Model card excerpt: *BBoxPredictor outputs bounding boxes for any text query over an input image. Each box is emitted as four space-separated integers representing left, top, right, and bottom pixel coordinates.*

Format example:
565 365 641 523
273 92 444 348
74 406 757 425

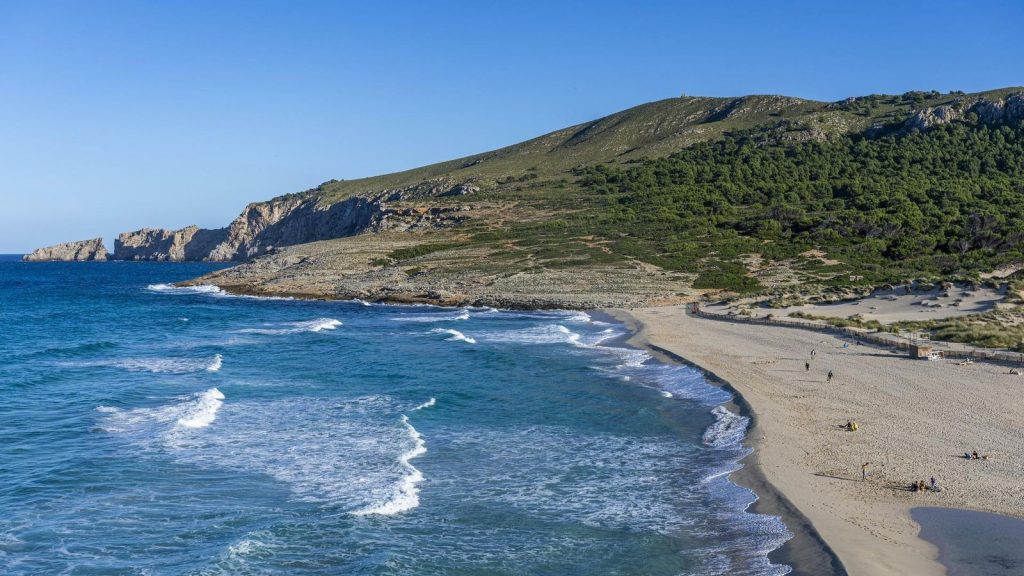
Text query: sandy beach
614 306 1024 576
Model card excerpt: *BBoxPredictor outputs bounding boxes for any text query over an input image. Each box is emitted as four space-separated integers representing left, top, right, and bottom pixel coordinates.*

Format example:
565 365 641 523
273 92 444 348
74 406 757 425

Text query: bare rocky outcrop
115 225 227 261
23 238 109 261
905 92 1024 131
103 186 472 262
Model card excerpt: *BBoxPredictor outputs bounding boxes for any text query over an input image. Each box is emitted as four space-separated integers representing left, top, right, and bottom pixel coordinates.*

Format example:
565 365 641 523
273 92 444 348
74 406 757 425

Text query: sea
0 256 791 575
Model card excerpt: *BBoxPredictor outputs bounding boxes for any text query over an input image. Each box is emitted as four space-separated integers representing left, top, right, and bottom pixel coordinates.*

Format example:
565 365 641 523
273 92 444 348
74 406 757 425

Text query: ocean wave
177 388 226 428
63 354 223 374
429 328 476 344
352 414 427 516
392 308 471 322
147 283 225 295
146 283 295 300
97 387 226 434
703 406 749 449
237 318 342 335
414 397 436 411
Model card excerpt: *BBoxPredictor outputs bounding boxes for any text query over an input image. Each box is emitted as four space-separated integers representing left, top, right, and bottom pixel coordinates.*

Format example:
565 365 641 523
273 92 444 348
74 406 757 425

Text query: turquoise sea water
0 256 790 575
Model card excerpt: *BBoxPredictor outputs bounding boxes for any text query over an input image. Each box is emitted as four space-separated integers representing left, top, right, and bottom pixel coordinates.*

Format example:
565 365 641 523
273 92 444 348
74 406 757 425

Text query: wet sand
912 507 1024 575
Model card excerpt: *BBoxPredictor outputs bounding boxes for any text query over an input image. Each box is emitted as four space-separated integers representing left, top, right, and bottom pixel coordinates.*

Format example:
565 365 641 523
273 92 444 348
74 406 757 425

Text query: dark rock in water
23 238 109 261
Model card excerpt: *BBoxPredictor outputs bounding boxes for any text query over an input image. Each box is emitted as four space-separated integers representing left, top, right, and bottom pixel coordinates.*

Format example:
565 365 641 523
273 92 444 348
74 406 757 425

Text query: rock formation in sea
22 238 109 261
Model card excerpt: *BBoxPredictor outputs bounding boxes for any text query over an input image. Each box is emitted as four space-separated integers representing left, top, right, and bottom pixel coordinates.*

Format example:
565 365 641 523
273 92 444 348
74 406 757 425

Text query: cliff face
110 195 387 262
115 225 227 261
205 195 385 261
105 186 470 262
23 238 109 261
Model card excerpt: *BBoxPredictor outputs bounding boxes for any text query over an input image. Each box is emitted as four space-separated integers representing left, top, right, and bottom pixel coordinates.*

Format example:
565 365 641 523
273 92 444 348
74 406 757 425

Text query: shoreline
609 310 847 576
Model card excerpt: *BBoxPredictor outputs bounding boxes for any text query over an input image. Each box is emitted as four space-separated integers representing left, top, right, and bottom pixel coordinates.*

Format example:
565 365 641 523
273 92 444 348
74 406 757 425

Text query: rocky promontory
22 238 109 261
115 225 227 261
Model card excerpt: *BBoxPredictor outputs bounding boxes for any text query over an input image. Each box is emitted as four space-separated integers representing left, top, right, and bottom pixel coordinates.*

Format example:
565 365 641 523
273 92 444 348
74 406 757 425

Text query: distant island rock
23 238 109 261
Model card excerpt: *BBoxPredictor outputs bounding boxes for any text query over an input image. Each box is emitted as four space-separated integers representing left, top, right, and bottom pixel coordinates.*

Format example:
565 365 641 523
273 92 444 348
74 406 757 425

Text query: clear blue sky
2 0 1022 253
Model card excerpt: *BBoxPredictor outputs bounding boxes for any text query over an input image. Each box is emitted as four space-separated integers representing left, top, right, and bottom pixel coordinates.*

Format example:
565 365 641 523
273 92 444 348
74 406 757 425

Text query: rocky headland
22 238 109 262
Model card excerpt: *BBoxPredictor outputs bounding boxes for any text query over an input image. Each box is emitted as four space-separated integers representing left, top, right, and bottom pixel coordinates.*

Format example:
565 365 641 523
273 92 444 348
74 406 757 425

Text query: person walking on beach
861 462 869 481
811 349 816 357
827 370 834 383
805 361 810 372
930 477 936 490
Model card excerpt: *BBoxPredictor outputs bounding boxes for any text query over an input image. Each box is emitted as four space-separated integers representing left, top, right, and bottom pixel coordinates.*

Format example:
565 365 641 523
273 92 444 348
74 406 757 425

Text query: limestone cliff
105 185 470 262
22 238 109 261
115 226 227 261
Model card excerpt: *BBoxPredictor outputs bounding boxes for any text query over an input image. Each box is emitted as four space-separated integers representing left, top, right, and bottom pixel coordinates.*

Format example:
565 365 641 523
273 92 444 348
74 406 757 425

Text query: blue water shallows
0 258 790 575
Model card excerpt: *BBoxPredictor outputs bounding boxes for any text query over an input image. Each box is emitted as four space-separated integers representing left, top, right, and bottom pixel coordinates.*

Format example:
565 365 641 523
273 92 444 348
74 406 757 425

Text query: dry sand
615 306 1024 576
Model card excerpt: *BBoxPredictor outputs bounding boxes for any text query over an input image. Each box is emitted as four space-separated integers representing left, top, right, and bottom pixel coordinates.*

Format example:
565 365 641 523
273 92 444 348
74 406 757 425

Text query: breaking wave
414 397 436 411
237 318 342 335
703 406 749 449
429 328 476 344
147 283 225 295
97 387 226 434
353 414 427 516
177 388 226 429
64 354 223 374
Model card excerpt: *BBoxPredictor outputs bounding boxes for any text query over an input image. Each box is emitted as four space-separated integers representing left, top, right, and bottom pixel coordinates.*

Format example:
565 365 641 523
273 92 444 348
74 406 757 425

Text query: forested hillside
569 117 1024 290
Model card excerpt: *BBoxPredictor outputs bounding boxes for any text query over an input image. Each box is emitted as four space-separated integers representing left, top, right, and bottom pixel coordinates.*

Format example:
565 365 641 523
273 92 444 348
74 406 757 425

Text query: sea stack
22 238 109 261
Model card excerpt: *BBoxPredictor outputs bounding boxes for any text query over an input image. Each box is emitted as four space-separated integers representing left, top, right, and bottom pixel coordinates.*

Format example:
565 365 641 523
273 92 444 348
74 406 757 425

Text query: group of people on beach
965 450 989 460
805 349 834 383
912 477 940 493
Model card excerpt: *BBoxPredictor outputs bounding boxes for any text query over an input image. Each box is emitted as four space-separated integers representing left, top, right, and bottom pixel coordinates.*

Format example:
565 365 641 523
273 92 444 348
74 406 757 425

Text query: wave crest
352 414 427 516
429 328 476 344
237 318 342 335
177 388 226 429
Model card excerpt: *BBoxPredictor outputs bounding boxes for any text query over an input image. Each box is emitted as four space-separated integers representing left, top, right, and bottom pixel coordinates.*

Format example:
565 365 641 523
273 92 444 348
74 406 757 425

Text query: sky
1 1 1022 253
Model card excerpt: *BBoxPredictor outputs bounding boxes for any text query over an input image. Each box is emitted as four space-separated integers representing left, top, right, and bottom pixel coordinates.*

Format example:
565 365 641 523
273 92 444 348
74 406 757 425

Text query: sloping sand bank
614 306 1024 576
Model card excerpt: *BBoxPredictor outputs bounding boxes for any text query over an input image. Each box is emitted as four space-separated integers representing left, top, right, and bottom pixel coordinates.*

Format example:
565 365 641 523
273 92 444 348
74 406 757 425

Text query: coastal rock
205 195 386 261
23 238 109 261
115 225 227 261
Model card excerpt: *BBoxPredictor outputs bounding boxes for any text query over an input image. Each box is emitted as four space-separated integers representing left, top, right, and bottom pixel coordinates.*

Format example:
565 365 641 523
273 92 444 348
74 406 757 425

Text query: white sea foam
353 414 427 516
146 283 294 300
429 328 476 344
661 391 674 398
414 397 436 411
98 387 226 434
566 312 593 323
146 283 225 295
65 354 224 374
237 318 342 335
176 388 226 428
703 406 749 449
